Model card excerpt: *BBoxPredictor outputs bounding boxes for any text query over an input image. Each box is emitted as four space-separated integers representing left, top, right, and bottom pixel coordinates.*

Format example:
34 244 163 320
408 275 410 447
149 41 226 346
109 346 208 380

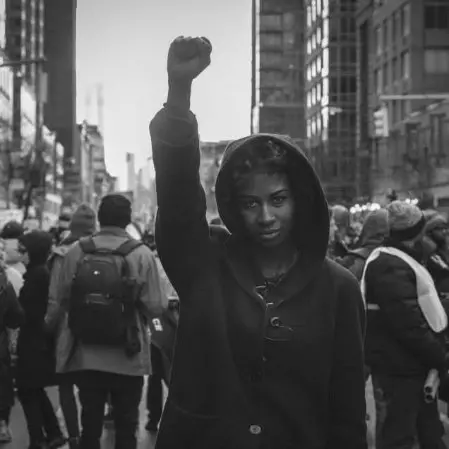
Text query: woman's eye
272 196 286 205
241 200 257 210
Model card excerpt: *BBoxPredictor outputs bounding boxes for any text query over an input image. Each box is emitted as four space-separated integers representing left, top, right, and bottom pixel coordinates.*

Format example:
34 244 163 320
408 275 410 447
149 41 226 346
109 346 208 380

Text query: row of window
306 75 356 109
424 4 449 30
259 31 299 52
374 51 409 93
425 49 449 74
306 0 329 29
259 11 298 32
375 3 410 55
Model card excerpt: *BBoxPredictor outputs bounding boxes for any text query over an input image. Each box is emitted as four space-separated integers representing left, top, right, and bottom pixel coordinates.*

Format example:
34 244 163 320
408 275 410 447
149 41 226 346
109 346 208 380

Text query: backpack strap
79 237 96 254
115 239 143 257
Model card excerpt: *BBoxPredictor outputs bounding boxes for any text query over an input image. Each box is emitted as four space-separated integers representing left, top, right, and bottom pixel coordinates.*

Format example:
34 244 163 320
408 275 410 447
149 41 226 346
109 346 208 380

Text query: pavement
4 380 449 449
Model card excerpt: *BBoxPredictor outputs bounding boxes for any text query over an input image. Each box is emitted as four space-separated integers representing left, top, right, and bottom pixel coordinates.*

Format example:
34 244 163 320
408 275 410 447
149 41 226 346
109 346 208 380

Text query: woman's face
236 171 295 248
18 242 29 266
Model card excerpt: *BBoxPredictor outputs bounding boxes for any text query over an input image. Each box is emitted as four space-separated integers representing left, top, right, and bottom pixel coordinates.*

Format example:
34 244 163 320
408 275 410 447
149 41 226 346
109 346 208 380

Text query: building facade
356 0 449 204
43 0 76 161
251 0 305 139
305 0 358 204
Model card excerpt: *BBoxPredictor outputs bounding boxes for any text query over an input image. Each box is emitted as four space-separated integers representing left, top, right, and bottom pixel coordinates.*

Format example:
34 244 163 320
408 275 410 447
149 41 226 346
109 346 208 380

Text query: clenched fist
167 36 212 83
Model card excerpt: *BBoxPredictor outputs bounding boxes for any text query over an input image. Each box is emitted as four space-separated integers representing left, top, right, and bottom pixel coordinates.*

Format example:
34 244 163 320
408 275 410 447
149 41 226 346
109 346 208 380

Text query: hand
167 36 212 83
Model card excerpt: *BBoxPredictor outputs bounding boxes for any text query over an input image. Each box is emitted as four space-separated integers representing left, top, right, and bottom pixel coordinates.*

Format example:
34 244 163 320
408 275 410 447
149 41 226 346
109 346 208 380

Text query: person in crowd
0 221 26 275
150 36 367 449
16 230 66 449
46 204 97 449
0 254 24 442
328 204 351 259
46 194 164 449
423 210 449 295
338 208 389 281
362 201 448 449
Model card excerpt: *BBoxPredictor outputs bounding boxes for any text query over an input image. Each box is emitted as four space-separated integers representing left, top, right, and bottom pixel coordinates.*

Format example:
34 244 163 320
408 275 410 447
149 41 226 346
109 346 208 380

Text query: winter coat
46 226 165 376
150 106 367 449
16 231 56 388
364 241 448 376
0 269 24 409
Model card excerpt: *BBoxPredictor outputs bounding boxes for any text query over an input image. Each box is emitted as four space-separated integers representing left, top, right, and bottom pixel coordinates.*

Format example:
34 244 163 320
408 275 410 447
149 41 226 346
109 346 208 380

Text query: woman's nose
259 204 275 224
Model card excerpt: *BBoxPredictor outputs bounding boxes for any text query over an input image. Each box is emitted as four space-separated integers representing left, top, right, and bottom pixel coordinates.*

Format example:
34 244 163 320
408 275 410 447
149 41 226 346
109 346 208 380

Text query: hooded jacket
339 209 389 281
150 106 367 449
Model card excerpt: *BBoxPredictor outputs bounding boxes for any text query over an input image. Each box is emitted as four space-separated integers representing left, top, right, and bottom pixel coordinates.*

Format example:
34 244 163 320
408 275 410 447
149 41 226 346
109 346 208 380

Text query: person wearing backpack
46 194 165 449
46 204 97 449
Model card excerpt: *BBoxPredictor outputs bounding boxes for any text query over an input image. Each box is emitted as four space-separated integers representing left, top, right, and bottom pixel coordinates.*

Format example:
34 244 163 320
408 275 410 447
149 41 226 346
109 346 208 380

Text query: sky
76 0 252 188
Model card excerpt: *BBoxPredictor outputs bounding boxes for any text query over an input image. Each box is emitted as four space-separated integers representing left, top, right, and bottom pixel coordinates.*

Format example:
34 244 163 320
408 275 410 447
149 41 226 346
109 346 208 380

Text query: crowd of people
2 35 449 449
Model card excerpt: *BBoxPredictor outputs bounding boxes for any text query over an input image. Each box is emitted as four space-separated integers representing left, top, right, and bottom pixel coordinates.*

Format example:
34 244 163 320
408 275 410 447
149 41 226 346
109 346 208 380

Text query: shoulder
324 258 363 303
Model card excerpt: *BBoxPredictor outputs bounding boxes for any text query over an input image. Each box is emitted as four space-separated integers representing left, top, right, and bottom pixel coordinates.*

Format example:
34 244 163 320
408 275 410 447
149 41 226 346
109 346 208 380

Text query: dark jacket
0 269 24 409
364 241 448 377
150 106 367 449
16 231 56 388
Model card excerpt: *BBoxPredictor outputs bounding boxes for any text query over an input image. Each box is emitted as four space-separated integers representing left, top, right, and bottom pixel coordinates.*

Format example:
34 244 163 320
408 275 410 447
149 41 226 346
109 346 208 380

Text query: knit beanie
0 221 25 239
69 204 96 237
386 200 425 242
98 194 132 229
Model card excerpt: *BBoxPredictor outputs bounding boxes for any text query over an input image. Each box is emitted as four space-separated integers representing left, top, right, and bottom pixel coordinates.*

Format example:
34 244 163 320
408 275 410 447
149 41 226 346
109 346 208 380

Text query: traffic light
373 107 389 138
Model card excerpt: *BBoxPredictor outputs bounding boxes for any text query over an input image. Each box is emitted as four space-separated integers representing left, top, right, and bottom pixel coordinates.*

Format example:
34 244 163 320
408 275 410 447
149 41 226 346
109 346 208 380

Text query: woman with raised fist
150 36 367 449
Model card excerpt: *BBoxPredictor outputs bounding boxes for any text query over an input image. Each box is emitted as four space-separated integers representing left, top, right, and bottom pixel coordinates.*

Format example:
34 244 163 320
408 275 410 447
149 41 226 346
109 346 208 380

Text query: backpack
68 237 143 349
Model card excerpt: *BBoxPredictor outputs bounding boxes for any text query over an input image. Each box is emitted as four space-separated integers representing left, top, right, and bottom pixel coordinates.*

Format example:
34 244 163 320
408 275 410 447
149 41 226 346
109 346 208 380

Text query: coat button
270 317 281 327
249 424 262 435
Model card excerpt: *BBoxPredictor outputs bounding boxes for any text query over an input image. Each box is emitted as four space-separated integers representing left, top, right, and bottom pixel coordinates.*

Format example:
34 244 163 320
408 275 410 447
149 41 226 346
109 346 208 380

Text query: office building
251 0 305 139
43 0 77 160
305 0 358 204
356 0 449 203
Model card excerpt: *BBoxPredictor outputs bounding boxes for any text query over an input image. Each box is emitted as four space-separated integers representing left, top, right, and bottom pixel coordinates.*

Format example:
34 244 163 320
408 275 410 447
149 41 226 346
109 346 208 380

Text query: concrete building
43 0 77 161
356 0 449 204
251 0 305 139
305 0 358 204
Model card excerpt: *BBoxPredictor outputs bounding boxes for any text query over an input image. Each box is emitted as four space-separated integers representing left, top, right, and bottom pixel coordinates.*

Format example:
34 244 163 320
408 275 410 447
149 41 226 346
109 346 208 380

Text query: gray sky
76 0 252 185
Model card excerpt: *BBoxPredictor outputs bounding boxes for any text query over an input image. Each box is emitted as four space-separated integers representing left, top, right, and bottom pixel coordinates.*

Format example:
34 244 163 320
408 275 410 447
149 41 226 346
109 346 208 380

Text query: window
283 31 295 50
375 26 382 55
383 62 388 87
382 21 388 49
283 12 295 30
401 51 410 79
424 49 449 74
375 68 382 93
260 52 283 67
401 3 410 36
391 57 398 82
260 33 282 49
307 39 312 54
424 5 449 30
260 14 282 31
307 7 312 28
260 70 284 87
394 10 401 42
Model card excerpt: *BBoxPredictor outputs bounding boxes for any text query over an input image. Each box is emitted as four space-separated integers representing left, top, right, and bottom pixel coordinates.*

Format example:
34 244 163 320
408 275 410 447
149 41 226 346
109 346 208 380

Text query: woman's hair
230 139 290 189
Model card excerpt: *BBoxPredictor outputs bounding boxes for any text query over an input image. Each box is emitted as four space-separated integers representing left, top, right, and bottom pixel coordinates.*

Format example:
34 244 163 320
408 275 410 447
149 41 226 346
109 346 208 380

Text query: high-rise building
43 0 77 161
356 0 449 204
251 0 305 139
5 0 45 150
305 0 358 204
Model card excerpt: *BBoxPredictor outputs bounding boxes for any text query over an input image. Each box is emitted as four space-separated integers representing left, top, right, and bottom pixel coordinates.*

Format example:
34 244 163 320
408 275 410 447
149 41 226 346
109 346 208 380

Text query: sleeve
3 282 24 329
365 258 447 370
19 268 50 325
137 248 166 320
150 107 213 298
327 274 367 449
45 255 65 331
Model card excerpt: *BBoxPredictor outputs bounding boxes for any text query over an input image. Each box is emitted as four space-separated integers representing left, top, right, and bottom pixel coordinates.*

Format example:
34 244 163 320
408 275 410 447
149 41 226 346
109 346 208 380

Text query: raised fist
167 36 212 83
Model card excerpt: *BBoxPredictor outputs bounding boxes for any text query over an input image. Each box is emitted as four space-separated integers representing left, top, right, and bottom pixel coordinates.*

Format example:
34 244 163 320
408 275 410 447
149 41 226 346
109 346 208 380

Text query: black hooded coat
151 106 367 449
16 231 56 388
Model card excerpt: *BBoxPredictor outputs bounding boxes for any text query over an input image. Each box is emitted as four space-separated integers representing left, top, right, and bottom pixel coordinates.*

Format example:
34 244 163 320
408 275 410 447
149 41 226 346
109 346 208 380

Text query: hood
357 208 389 248
19 230 53 266
2 238 24 266
423 209 447 233
215 133 329 266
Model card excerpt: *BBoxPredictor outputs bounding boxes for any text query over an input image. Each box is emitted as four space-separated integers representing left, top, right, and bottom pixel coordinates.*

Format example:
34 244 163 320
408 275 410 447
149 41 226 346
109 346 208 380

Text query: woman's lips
259 230 280 240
